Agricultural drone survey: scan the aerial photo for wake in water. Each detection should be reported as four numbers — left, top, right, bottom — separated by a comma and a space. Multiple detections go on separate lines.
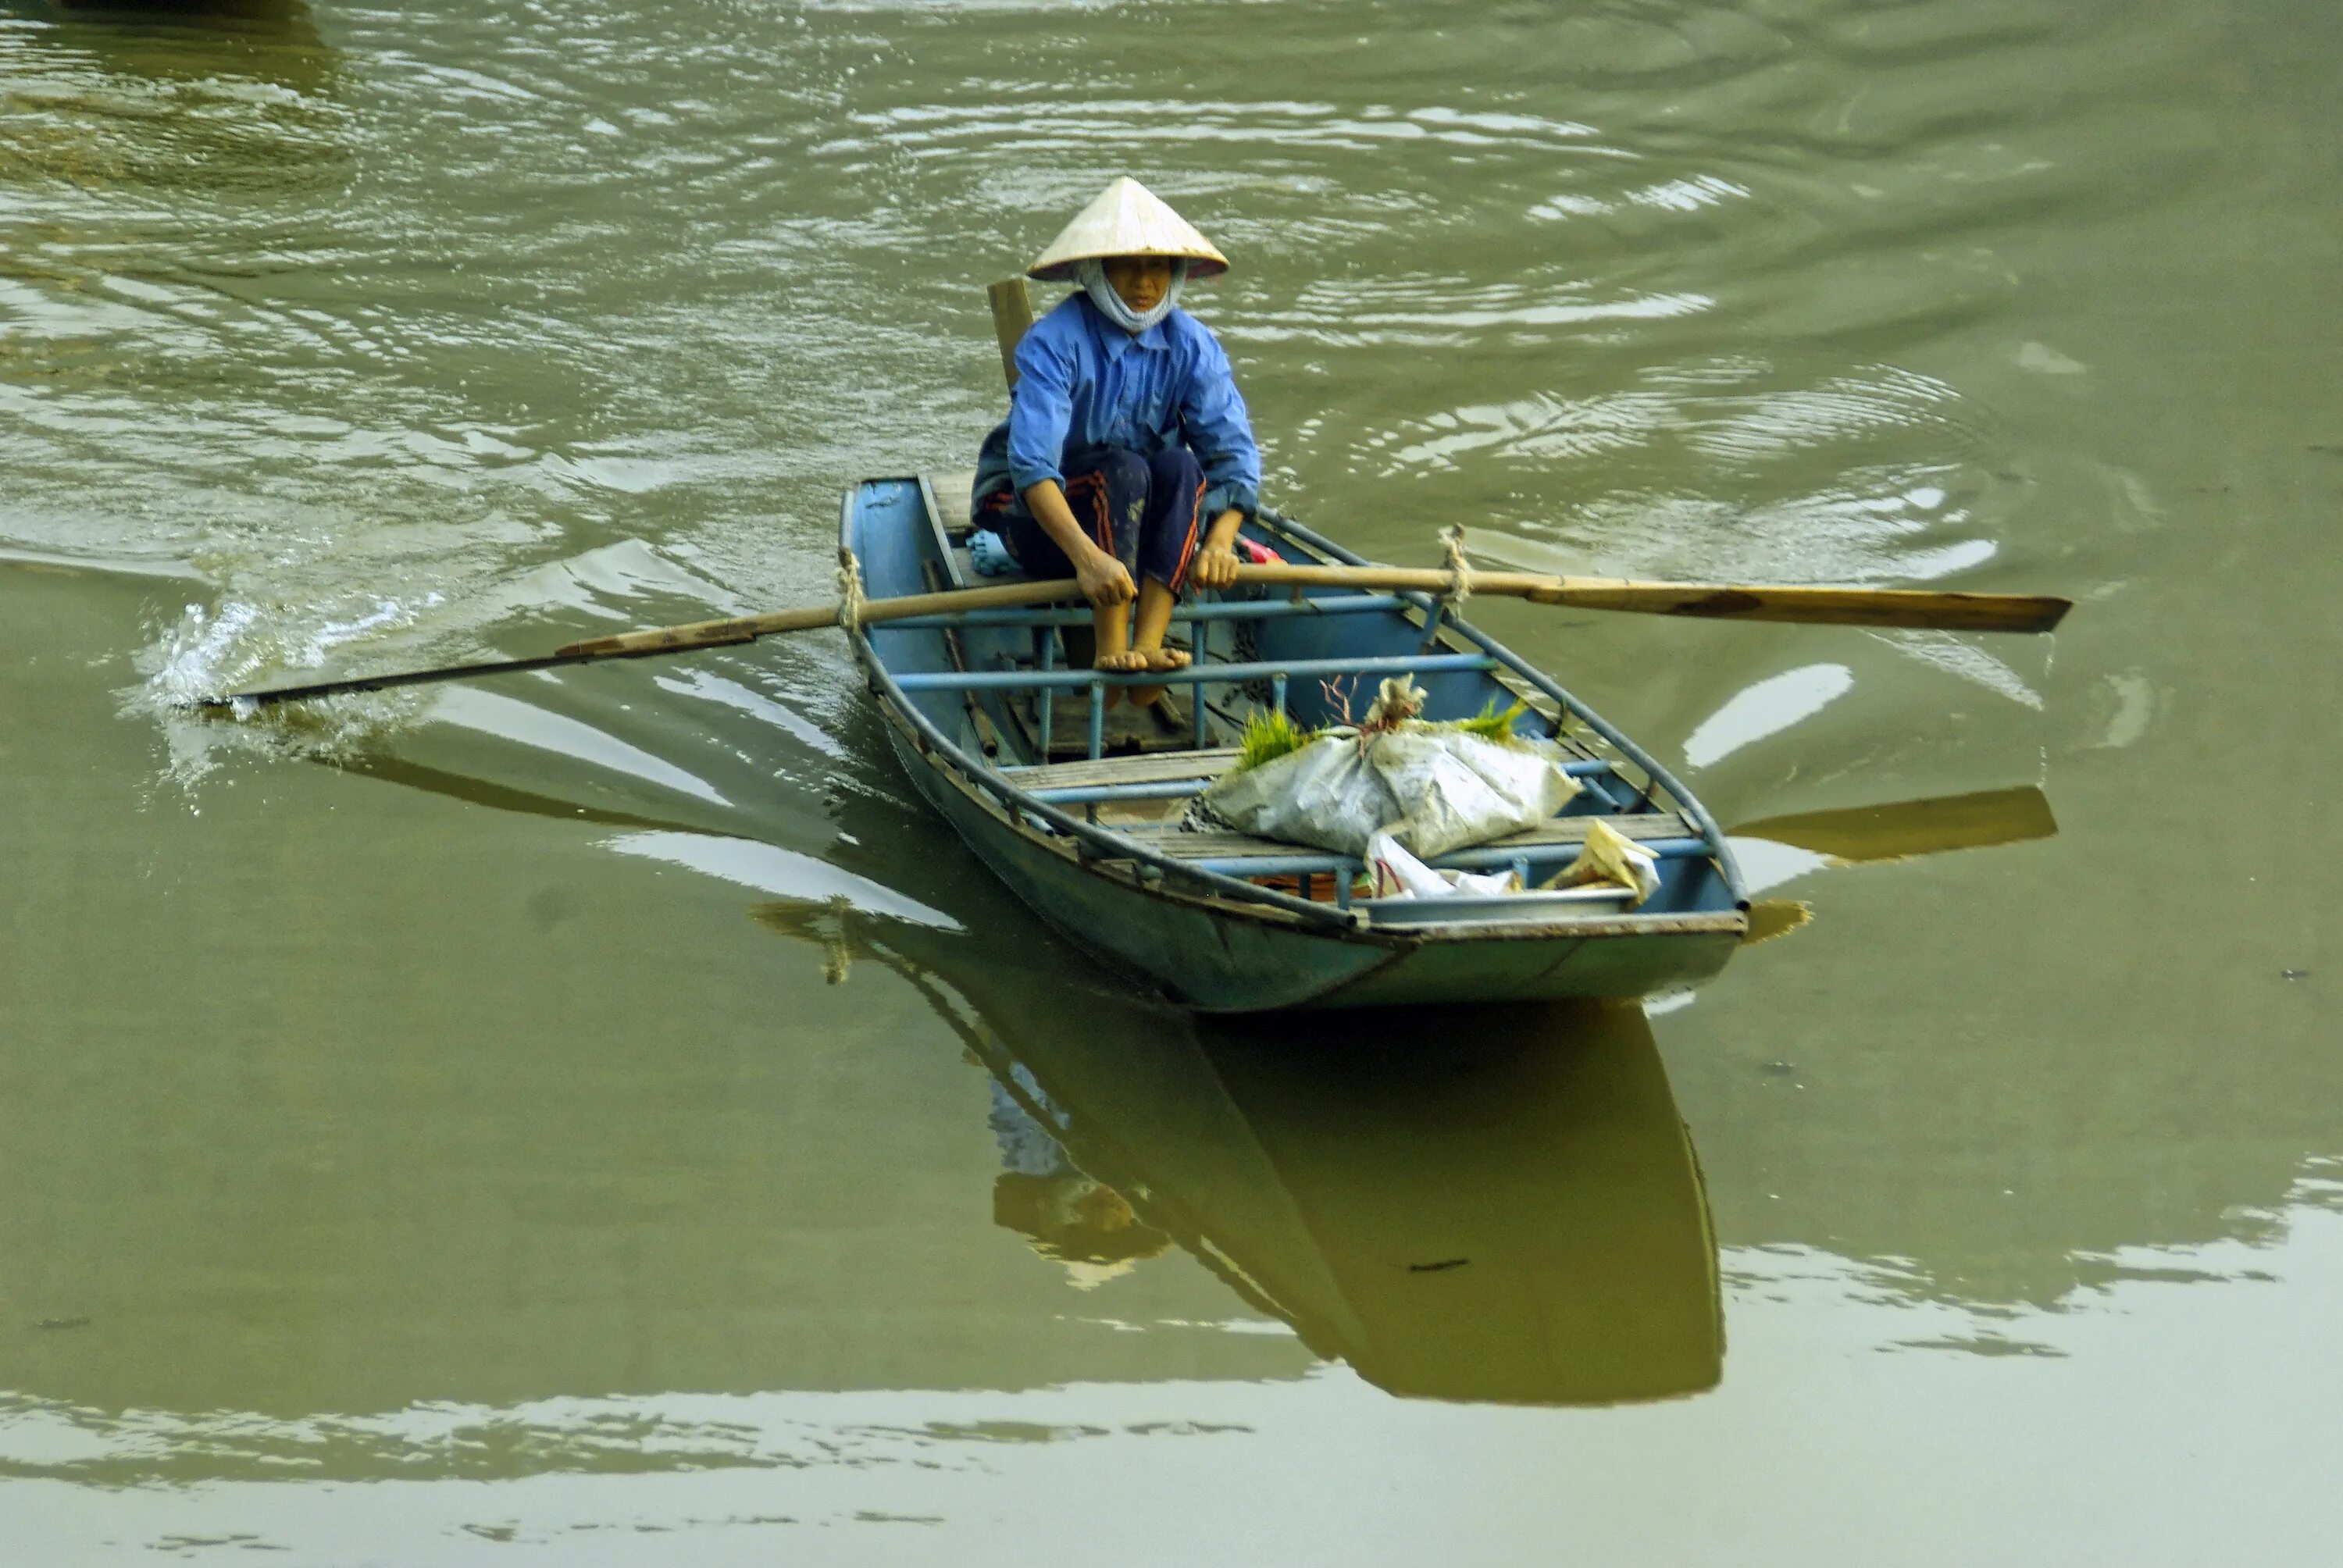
126, 537, 768, 789
134, 595, 439, 786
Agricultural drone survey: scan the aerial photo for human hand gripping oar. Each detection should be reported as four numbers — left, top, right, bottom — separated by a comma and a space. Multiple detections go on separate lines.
187, 559, 2070, 712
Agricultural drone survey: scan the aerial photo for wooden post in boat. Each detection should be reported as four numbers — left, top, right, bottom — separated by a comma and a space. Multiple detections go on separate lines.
988, 277, 1034, 389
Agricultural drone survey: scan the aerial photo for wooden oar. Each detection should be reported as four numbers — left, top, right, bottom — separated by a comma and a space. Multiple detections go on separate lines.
182, 576, 1072, 711
189, 564, 2068, 712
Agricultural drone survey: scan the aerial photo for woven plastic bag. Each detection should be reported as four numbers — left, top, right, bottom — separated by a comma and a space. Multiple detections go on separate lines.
1365, 832, 1522, 899
1197, 681, 1581, 861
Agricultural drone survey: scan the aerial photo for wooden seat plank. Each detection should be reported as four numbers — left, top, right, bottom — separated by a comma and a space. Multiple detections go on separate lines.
1007, 744, 1644, 812
1004, 748, 1242, 789
933, 469, 979, 518
921, 470, 1029, 592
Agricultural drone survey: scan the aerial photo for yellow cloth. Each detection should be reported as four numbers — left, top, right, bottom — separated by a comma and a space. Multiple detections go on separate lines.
1546, 818, 1660, 907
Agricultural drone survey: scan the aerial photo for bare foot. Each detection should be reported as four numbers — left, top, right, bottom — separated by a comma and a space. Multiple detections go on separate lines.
1123, 645, 1187, 708
1093, 646, 1147, 706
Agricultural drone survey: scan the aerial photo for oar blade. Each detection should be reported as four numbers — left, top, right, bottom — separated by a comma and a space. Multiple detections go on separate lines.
186, 653, 587, 713
1731, 786, 2057, 863
1547, 582, 2070, 634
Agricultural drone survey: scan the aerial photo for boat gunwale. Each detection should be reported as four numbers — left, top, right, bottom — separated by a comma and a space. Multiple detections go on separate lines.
843, 481, 1748, 942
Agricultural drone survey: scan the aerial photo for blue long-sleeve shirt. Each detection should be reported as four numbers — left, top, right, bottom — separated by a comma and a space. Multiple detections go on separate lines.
974, 294, 1261, 521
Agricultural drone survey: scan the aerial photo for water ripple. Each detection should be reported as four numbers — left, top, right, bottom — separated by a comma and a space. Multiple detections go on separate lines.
0, 0, 2190, 787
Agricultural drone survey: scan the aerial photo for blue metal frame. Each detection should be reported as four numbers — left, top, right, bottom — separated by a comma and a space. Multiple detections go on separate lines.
893, 652, 1495, 694
1182, 838, 1708, 878
1025, 756, 1620, 806
882, 595, 1410, 630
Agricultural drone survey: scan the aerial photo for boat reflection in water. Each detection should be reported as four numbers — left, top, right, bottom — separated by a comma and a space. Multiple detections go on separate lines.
35, 0, 337, 98
757, 899, 1725, 1407
986, 1067, 1175, 1288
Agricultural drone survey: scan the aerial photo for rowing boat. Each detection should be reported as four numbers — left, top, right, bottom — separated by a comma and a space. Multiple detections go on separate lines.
842, 475, 1749, 1011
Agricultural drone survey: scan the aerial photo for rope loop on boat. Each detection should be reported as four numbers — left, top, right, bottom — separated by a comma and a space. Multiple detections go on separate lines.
1439, 524, 1475, 618
834, 545, 868, 634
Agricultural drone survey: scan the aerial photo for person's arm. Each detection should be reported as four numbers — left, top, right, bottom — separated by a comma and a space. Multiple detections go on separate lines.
1021, 479, 1135, 607
1007, 326, 1134, 608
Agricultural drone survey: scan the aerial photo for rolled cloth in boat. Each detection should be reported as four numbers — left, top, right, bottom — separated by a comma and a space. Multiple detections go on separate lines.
1543, 817, 1661, 907
1197, 725, 1581, 861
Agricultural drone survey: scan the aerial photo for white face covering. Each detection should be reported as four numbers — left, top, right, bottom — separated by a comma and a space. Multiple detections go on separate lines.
1075, 257, 1188, 334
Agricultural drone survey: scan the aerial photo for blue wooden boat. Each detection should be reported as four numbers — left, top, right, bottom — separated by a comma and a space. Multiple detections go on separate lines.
843, 475, 1749, 1012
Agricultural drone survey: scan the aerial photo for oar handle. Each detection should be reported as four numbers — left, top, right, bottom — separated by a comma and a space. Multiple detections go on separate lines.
557, 605, 836, 658
552, 577, 1097, 658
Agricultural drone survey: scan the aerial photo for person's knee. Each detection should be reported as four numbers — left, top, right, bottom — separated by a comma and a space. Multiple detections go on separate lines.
1147, 446, 1204, 495
1093, 448, 1151, 497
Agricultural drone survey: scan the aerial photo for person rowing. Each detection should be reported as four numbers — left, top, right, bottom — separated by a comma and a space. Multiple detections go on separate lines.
972, 176, 1262, 708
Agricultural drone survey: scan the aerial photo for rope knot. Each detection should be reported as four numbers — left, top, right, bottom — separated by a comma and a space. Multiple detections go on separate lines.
834, 545, 868, 634
1439, 524, 1475, 618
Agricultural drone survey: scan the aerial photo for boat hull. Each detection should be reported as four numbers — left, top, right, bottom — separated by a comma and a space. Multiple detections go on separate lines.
883, 726, 1741, 1012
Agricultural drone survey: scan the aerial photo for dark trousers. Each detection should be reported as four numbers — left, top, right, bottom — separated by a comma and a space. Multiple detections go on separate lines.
977, 446, 1206, 593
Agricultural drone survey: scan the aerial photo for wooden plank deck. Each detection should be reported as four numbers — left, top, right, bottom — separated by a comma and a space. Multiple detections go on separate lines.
1003, 748, 1242, 788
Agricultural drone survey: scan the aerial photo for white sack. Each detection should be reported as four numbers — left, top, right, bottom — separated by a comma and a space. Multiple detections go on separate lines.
1365, 832, 1522, 900
1199, 725, 1580, 860
1369, 728, 1581, 860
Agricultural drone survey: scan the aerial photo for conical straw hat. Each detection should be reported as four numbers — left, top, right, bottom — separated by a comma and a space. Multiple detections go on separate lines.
1026, 176, 1229, 282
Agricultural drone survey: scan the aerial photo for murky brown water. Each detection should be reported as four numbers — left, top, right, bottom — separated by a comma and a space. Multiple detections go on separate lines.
3, 0, 2338, 1559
